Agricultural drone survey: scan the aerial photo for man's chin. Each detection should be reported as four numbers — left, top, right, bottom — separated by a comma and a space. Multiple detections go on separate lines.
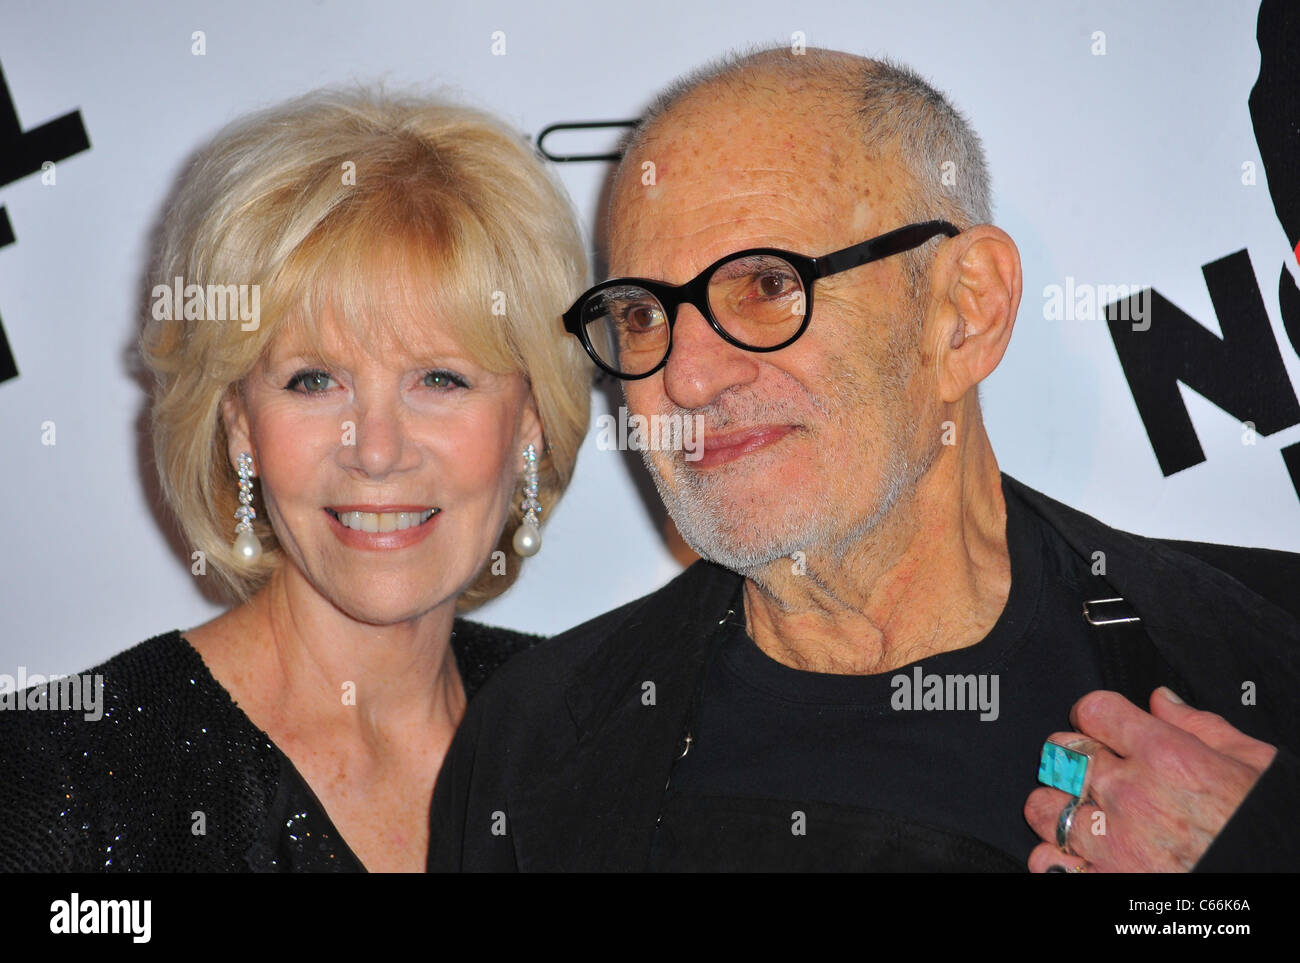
681, 540, 793, 576
664, 504, 810, 574
648, 454, 826, 570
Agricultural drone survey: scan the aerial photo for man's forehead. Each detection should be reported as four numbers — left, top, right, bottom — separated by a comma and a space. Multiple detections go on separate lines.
639, 90, 858, 170
609, 119, 906, 277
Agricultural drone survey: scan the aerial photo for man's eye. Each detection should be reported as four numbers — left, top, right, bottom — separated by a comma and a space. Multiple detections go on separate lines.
753, 271, 797, 298
424, 370, 469, 390
620, 303, 666, 333
286, 370, 336, 393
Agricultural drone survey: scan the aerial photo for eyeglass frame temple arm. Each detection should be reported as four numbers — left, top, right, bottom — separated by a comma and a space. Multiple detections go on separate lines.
811, 220, 961, 279
561, 219, 962, 336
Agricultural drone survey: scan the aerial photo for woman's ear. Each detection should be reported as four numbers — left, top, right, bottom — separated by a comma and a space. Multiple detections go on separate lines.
517, 389, 545, 469
928, 225, 1023, 404
221, 387, 254, 472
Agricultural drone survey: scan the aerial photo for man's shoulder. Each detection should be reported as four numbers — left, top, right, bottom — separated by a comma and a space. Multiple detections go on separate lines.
1005, 473, 1300, 618
467, 560, 739, 711
449, 618, 545, 700
1147, 538, 1300, 620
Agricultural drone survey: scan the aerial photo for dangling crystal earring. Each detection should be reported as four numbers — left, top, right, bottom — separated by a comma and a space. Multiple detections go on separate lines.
512, 443, 542, 557
233, 451, 263, 561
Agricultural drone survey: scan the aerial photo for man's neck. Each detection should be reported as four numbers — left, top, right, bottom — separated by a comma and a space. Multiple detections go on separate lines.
741, 430, 1011, 675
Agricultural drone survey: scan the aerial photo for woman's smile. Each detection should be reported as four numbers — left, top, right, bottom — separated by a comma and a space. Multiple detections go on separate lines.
323, 504, 442, 550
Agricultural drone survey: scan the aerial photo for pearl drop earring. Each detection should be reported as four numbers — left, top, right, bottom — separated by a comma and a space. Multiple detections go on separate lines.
512, 443, 542, 557
233, 451, 263, 561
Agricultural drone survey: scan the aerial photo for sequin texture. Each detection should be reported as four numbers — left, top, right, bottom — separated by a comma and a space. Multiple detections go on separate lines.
0, 620, 539, 872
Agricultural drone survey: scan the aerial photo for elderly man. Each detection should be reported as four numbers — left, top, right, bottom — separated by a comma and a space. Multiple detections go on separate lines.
430, 48, 1300, 872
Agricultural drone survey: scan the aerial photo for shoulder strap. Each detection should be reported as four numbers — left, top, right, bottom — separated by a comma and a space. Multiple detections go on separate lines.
1082, 586, 1190, 708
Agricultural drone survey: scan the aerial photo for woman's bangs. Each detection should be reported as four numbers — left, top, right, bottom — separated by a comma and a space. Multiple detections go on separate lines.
273, 193, 518, 371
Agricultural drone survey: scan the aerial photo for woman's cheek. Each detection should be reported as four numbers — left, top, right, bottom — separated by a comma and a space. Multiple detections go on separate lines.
430, 408, 521, 492
256, 412, 338, 477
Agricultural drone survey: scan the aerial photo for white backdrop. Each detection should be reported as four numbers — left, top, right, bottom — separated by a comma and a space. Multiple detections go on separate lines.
1, 0, 1296, 677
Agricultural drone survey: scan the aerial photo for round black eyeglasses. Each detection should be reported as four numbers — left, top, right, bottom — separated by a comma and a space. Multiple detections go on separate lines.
562, 220, 960, 380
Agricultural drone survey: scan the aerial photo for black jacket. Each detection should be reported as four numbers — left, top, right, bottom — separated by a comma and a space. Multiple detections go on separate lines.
0, 619, 538, 872
429, 475, 1300, 871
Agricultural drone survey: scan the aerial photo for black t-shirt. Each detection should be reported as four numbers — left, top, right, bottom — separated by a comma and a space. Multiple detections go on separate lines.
650, 479, 1106, 871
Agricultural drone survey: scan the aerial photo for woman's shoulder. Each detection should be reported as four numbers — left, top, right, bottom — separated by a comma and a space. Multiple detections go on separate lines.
0, 629, 280, 871
450, 618, 546, 700
86, 627, 205, 688
0, 630, 197, 750
51, 628, 258, 735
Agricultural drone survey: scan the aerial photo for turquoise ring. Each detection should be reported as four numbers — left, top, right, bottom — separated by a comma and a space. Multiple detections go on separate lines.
1038, 738, 1100, 800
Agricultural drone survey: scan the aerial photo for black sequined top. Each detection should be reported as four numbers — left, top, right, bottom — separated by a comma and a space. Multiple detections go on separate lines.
0, 619, 539, 872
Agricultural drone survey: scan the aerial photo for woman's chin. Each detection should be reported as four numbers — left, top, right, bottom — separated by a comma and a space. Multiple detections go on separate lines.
334, 598, 444, 628
310, 577, 459, 628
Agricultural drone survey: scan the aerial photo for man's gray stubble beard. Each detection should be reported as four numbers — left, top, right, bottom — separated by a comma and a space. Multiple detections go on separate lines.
641, 398, 941, 578
638, 300, 940, 578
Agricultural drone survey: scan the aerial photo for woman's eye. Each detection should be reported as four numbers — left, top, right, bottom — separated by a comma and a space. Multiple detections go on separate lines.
286, 370, 336, 393
424, 370, 468, 390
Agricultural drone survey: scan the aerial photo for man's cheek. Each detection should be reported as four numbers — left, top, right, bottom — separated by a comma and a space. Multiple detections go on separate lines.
621, 384, 661, 421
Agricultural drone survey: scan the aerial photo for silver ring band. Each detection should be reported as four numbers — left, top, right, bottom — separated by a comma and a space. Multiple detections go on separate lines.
1056, 797, 1082, 855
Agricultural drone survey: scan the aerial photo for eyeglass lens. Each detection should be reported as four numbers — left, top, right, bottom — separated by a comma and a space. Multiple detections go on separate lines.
581, 254, 807, 376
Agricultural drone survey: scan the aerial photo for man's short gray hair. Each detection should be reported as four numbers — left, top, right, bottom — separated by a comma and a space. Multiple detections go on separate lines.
621, 47, 993, 296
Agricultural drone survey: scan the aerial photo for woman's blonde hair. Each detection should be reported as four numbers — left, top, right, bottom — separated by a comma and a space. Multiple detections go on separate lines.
141, 86, 591, 609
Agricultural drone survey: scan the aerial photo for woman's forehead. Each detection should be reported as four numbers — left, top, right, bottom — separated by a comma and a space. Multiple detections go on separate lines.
270, 302, 472, 362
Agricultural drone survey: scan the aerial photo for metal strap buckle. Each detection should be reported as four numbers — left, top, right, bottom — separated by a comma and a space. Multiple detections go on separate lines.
1082, 597, 1141, 626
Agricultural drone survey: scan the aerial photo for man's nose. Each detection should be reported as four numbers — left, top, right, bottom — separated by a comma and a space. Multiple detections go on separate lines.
661, 302, 760, 410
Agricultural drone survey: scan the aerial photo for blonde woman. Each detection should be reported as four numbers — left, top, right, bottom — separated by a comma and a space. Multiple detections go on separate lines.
0, 88, 590, 872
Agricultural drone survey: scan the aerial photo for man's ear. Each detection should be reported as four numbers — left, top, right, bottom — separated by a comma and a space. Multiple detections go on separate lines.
220, 387, 255, 473
928, 225, 1022, 404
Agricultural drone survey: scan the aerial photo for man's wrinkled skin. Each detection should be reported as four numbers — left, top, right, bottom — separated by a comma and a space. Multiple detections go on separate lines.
1025, 688, 1277, 871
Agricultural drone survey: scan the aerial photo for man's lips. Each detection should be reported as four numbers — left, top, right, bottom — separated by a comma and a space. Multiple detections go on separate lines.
693, 425, 796, 469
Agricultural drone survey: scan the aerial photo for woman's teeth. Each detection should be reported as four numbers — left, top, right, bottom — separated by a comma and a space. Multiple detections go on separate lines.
328, 508, 438, 532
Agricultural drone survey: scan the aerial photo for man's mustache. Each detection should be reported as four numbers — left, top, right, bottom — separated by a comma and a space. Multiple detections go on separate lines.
650, 398, 817, 466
